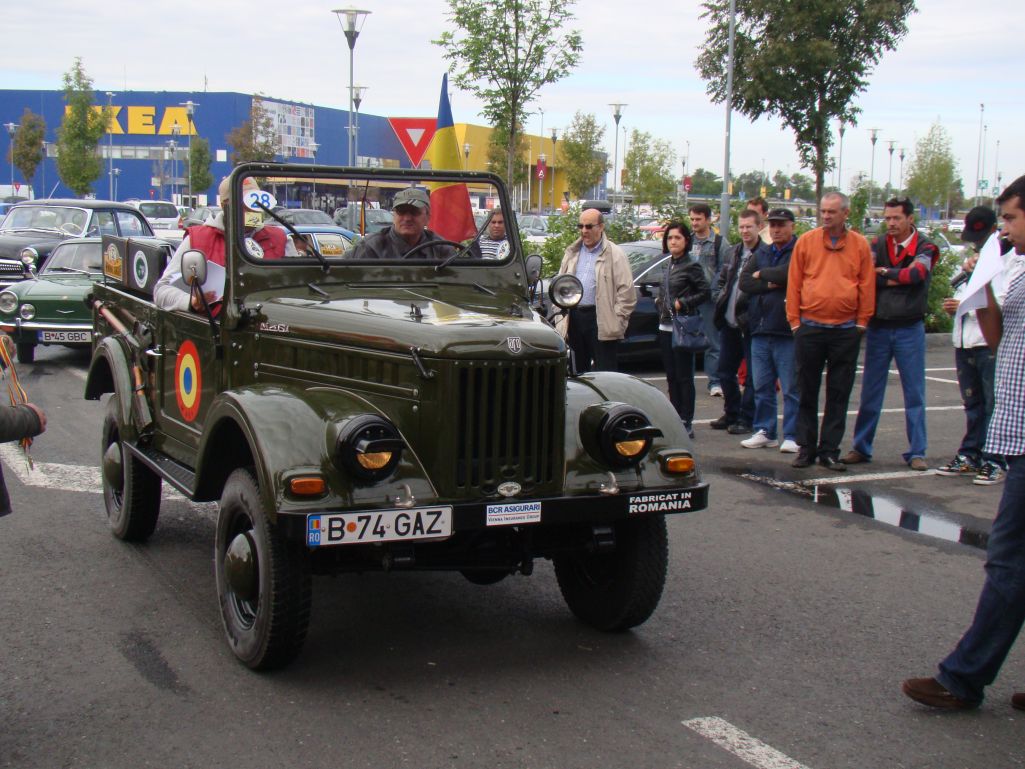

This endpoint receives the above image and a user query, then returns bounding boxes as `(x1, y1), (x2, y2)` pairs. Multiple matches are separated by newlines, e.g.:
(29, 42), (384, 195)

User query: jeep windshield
(1, 205), (90, 235)
(226, 167), (514, 266)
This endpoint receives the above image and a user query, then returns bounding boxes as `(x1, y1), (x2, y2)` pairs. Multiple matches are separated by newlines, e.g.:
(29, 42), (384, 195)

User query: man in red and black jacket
(844, 196), (940, 470)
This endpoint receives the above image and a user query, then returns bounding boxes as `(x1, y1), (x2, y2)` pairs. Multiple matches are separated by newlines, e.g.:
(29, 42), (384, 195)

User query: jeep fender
(84, 337), (137, 440)
(194, 385), (434, 518)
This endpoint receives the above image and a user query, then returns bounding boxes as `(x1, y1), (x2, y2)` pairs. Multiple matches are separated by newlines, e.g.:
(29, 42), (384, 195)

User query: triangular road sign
(389, 117), (437, 168)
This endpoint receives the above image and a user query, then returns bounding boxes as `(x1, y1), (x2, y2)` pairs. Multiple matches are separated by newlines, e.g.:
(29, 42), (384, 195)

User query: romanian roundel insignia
(175, 340), (202, 422)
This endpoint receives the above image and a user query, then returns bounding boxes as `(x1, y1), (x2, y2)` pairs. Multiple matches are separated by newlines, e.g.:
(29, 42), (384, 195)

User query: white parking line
(683, 717), (813, 769)
(798, 469), (937, 486)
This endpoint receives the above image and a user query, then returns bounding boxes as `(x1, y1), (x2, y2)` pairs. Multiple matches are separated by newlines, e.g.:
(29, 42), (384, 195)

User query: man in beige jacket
(556, 208), (636, 372)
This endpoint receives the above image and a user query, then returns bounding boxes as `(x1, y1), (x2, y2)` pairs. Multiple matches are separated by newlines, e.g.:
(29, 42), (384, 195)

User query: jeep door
(156, 309), (220, 458)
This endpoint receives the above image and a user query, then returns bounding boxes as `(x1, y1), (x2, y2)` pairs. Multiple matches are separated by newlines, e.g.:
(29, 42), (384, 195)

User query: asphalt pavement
(1, 338), (1022, 769)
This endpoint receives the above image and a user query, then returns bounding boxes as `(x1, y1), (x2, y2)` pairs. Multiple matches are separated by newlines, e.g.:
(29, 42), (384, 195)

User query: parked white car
(131, 200), (181, 230)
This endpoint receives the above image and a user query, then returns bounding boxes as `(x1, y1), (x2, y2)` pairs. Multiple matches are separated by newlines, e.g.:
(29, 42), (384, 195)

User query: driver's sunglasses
(577, 223), (598, 230)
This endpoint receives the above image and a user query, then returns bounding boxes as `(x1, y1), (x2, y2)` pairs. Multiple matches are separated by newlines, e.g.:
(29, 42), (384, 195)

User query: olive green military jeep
(85, 165), (708, 670)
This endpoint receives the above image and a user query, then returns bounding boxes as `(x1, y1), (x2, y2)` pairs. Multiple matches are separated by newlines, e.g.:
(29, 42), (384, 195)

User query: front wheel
(215, 468), (311, 670)
(101, 394), (161, 541)
(16, 342), (34, 364)
(554, 516), (668, 631)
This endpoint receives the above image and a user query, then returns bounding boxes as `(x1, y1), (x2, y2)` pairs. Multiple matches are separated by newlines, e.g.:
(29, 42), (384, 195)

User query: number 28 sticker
(243, 189), (277, 212)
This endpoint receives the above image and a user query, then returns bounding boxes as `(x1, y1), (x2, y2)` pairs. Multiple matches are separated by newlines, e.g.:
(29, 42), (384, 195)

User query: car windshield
(227, 169), (510, 266)
(41, 242), (104, 274)
(623, 245), (664, 279)
(2, 205), (90, 235)
(139, 202), (179, 219)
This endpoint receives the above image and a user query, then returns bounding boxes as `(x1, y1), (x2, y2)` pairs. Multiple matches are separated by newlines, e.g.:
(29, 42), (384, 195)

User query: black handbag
(671, 311), (710, 352)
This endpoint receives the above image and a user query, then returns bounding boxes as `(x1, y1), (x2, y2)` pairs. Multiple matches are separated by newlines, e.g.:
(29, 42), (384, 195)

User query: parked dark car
(333, 205), (393, 234)
(181, 206), (222, 228)
(272, 208), (335, 226)
(0, 199), (153, 286)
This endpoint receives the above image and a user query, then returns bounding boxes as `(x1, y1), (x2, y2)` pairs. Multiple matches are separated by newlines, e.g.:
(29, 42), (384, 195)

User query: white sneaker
(709, 384), (723, 397)
(741, 430), (778, 449)
(779, 439), (800, 453)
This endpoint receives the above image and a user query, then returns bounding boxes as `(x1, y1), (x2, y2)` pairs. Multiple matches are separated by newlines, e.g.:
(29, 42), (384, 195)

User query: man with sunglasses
(843, 196), (939, 471)
(555, 208), (636, 372)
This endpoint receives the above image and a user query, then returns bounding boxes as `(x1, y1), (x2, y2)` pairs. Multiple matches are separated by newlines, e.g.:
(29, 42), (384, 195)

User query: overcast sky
(4, 0), (1021, 196)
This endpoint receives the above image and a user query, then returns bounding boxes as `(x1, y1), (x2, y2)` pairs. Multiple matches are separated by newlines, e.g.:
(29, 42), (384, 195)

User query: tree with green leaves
(695, 0), (915, 203)
(188, 136), (214, 200)
(55, 58), (109, 196)
(558, 111), (607, 199)
(10, 109), (46, 189)
(689, 168), (722, 196)
(434, 0), (582, 187)
(905, 122), (960, 215)
(622, 130), (676, 207)
(226, 96), (277, 165)
(486, 121), (528, 189)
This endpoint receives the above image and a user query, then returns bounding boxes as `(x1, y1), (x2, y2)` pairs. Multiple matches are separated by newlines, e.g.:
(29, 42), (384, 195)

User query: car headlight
(548, 274), (583, 309)
(580, 403), (663, 469)
(0, 291), (17, 314)
(19, 303), (35, 320)
(19, 247), (38, 266)
(335, 414), (405, 484)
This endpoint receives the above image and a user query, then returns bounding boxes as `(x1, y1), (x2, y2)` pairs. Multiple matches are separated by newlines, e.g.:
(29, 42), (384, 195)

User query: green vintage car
(86, 165), (710, 670)
(0, 237), (172, 363)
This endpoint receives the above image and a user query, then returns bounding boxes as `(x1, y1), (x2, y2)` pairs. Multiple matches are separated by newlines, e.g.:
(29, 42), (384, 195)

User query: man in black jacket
(843, 196), (939, 470)
(738, 209), (800, 451)
(708, 209), (765, 435)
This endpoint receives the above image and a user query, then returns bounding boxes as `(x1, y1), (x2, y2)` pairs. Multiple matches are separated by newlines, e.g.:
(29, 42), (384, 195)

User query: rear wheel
(215, 468), (311, 670)
(16, 342), (34, 364)
(554, 516), (668, 631)
(101, 394), (161, 541)
(460, 569), (509, 585)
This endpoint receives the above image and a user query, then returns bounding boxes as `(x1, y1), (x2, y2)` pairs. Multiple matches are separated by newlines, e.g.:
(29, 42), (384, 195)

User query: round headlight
(335, 414), (405, 484)
(19, 247), (38, 266)
(580, 403), (663, 470)
(19, 303), (35, 320)
(0, 291), (17, 315)
(548, 273), (583, 309)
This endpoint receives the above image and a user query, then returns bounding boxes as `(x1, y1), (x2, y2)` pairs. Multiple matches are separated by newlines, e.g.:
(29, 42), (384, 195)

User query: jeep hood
(254, 286), (563, 359)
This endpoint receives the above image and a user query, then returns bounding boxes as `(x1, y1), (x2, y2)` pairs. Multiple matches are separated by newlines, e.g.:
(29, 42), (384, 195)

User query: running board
(124, 442), (197, 497)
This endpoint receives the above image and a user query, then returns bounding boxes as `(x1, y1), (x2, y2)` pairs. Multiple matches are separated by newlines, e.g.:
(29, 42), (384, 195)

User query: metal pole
(975, 103), (984, 205)
(310, 141), (319, 201)
(837, 122), (845, 191)
(180, 100), (198, 207)
(868, 128), (879, 214)
(994, 139), (1001, 197)
(334, 9), (371, 171)
(886, 140), (896, 199)
(719, 0), (736, 237)
(106, 92), (114, 200)
(113, 167), (120, 200)
(898, 148), (906, 197)
(980, 124), (988, 203)
(537, 108), (544, 213)
(609, 103), (625, 204)
(353, 86), (364, 168)
(683, 140), (689, 209)
(551, 128), (558, 211)
(4, 123), (16, 199)
(537, 153), (545, 213)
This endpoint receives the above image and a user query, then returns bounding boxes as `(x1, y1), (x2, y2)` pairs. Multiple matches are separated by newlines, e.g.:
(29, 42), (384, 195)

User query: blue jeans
(852, 322), (926, 463)
(750, 334), (799, 441)
(938, 454), (1025, 704)
(955, 346), (1004, 467)
(697, 300), (720, 389)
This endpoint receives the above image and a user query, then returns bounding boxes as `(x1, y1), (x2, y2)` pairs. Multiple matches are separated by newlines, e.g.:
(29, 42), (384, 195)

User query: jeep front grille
(448, 359), (563, 495)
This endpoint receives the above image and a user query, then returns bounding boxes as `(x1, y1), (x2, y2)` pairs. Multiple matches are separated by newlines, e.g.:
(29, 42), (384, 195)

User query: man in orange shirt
(786, 192), (876, 470)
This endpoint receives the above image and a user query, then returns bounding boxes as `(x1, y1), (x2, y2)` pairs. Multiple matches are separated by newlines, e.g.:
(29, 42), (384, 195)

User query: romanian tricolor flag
(424, 74), (477, 242)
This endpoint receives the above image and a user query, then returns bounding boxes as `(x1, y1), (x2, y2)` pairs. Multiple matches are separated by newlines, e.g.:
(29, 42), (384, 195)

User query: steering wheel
(59, 222), (82, 236)
(401, 239), (467, 260)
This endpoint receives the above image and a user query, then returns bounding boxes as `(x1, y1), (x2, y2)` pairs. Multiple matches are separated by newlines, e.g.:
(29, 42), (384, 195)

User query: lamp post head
(3, 122), (17, 137)
(463, 142), (471, 159)
(333, 7), (371, 46)
(551, 127), (558, 143)
(609, 103), (626, 124)
(888, 140), (896, 153)
(310, 141), (320, 156)
(113, 168), (120, 177)
(870, 128), (880, 144)
(171, 120), (182, 137)
(899, 148), (906, 161)
(352, 84), (367, 111)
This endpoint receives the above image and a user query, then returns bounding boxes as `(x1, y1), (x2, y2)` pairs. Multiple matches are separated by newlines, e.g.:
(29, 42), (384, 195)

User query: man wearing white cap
(154, 176), (293, 312)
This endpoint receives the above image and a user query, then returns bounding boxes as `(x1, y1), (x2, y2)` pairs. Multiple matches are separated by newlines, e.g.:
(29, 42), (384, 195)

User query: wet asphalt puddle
(726, 467), (989, 550)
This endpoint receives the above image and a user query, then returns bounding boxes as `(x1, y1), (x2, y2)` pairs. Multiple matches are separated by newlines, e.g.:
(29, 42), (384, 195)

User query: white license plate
(41, 330), (90, 343)
(307, 506), (452, 547)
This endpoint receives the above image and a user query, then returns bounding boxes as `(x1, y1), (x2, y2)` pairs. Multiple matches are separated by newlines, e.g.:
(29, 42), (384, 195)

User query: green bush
(538, 205), (642, 276)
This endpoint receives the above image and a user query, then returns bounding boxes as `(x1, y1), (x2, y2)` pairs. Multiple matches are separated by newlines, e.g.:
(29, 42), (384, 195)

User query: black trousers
(716, 324), (755, 425)
(793, 324), (862, 458)
(659, 330), (696, 423)
(567, 306), (619, 372)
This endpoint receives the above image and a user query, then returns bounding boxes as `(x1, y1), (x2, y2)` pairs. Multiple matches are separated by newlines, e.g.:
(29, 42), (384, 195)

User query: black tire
(215, 468), (311, 670)
(554, 515), (668, 631)
(16, 342), (34, 364)
(460, 569), (509, 586)
(101, 394), (161, 541)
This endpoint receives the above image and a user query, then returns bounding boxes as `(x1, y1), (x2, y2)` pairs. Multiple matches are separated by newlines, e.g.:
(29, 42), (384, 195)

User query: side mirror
(524, 254), (543, 287)
(180, 249), (208, 288)
(548, 273), (583, 310)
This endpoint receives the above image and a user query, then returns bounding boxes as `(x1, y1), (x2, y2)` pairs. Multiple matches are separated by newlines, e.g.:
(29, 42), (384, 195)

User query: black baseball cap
(962, 206), (997, 245)
(766, 208), (795, 222)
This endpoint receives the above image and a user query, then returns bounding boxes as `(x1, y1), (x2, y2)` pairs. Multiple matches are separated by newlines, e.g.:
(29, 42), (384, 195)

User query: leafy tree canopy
(226, 96), (277, 166)
(55, 58), (109, 197)
(10, 109), (47, 189)
(623, 130), (677, 207)
(905, 122), (960, 210)
(434, 0), (582, 187)
(558, 111), (607, 199)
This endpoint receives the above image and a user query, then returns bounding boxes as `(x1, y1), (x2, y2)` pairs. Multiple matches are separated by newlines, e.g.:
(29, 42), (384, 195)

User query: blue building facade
(0, 89), (415, 206)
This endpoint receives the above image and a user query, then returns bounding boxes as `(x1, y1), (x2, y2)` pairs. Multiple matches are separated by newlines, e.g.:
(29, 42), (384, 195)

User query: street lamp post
(352, 84), (366, 167)
(886, 140), (896, 199)
(683, 139), (690, 209)
(463, 142), (471, 170)
(720, 0), (737, 237)
(106, 92), (114, 200)
(537, 108), (544, 213)
(179, 100), (198, 206)
(170, 120), (182, 203)
(550, 128), (558, 211)
(980, 124), (988, 203)
(3, 122), (17, 200)
(868, 128), (880, 213)
(537, 153), (545, 213)
(994, 138), (1001, 198)
(166, 140), (178, 201)
(333, 7), (371, 171)
(113, 167), (120, 200)
(975, 103), (985, 205)
(609, 103), (626, 205)
(898, 147), (906, 197)
(310, 140), (319, 201)
(837, 121), (846, 190)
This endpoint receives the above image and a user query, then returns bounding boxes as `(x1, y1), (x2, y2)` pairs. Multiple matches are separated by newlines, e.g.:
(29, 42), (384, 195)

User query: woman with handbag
(656, 222), (711, 439)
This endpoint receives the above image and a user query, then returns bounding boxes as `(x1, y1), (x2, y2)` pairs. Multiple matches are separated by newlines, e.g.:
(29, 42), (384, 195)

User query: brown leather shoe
(842, 449), (870, 464)
(1012, 692), (1025, 711)
(901, 677), (978, 710)
(909, 457), (928, 471)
